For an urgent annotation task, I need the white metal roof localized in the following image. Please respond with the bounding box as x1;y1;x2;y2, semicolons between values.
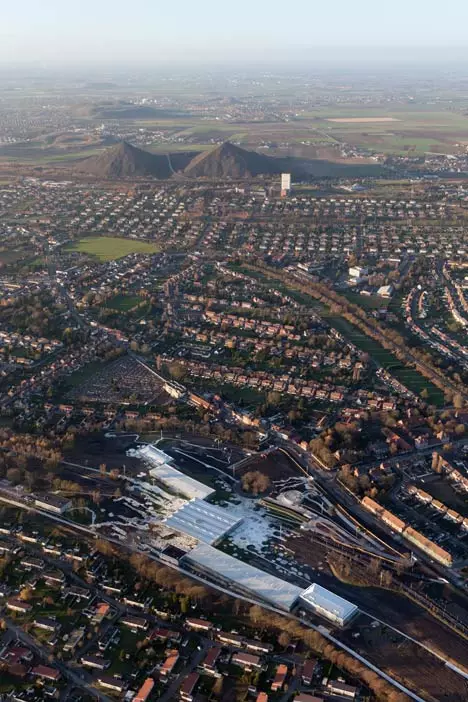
184;543;303;610
139;444;174;465
148;463;214;500
165;499;242;544
299;583;357;622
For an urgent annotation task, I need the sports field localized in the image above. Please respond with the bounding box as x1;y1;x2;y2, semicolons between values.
105;293;142;311
65;236;159;262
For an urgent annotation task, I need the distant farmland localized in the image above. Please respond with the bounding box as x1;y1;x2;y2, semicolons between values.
65;236;159;262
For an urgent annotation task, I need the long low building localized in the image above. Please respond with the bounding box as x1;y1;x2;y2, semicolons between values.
139;449;215;499
164;499;242;545
34;494;72;514
182;543;304;611
138;445;214;500
404;526;452;567
298;584;358;627
139;444;174;465
181;543;357;624
361;496;453;566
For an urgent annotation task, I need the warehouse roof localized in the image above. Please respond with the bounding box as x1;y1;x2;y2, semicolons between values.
183;543;303;610
139;444;174;465
148;463;214;500
299;583;357;623
165;499;242;544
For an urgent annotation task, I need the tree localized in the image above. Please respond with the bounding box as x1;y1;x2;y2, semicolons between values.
249;605;264;624
266;391;281;406
19;586;33;602
168;362;187;382
212;677;224;699
6;468;21;485
241;471;271;496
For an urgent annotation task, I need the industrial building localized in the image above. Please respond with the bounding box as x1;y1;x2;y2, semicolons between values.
377;284;394;298
138;443;215;499
182;543;304;611
148;462;214;499
349;266;368;282
182;544;358;625
34;494;71;514
298;584;358;627
164;498;242;545
139;444;174;465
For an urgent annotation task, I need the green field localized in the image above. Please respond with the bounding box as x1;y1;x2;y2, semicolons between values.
148;142;212;153
343;292;389;310
293;107;468;155
65;236;159;262
105;293;142;311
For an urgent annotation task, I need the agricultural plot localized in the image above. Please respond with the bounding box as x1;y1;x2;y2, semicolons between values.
288;107;468;155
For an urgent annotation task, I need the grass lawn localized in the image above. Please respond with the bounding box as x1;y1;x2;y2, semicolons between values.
61;359;107;391
149;142;212;152
343;291;388;310
105;293;142;311
65;236;160;262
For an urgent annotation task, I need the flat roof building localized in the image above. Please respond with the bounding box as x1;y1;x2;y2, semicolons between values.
299;583;358;627
182;543;303;611
148;463;214;500
139;444;174;465
377;285;394;298
34;494;71;514
165;499;242;545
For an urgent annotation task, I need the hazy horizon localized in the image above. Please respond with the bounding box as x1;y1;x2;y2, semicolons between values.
2;0;468;66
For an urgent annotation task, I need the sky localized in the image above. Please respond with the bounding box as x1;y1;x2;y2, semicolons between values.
1;0;468;65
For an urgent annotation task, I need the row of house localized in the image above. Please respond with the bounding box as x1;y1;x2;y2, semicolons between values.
361;496;453;567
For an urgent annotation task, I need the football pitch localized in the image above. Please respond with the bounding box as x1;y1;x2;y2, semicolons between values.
65;236;160;262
